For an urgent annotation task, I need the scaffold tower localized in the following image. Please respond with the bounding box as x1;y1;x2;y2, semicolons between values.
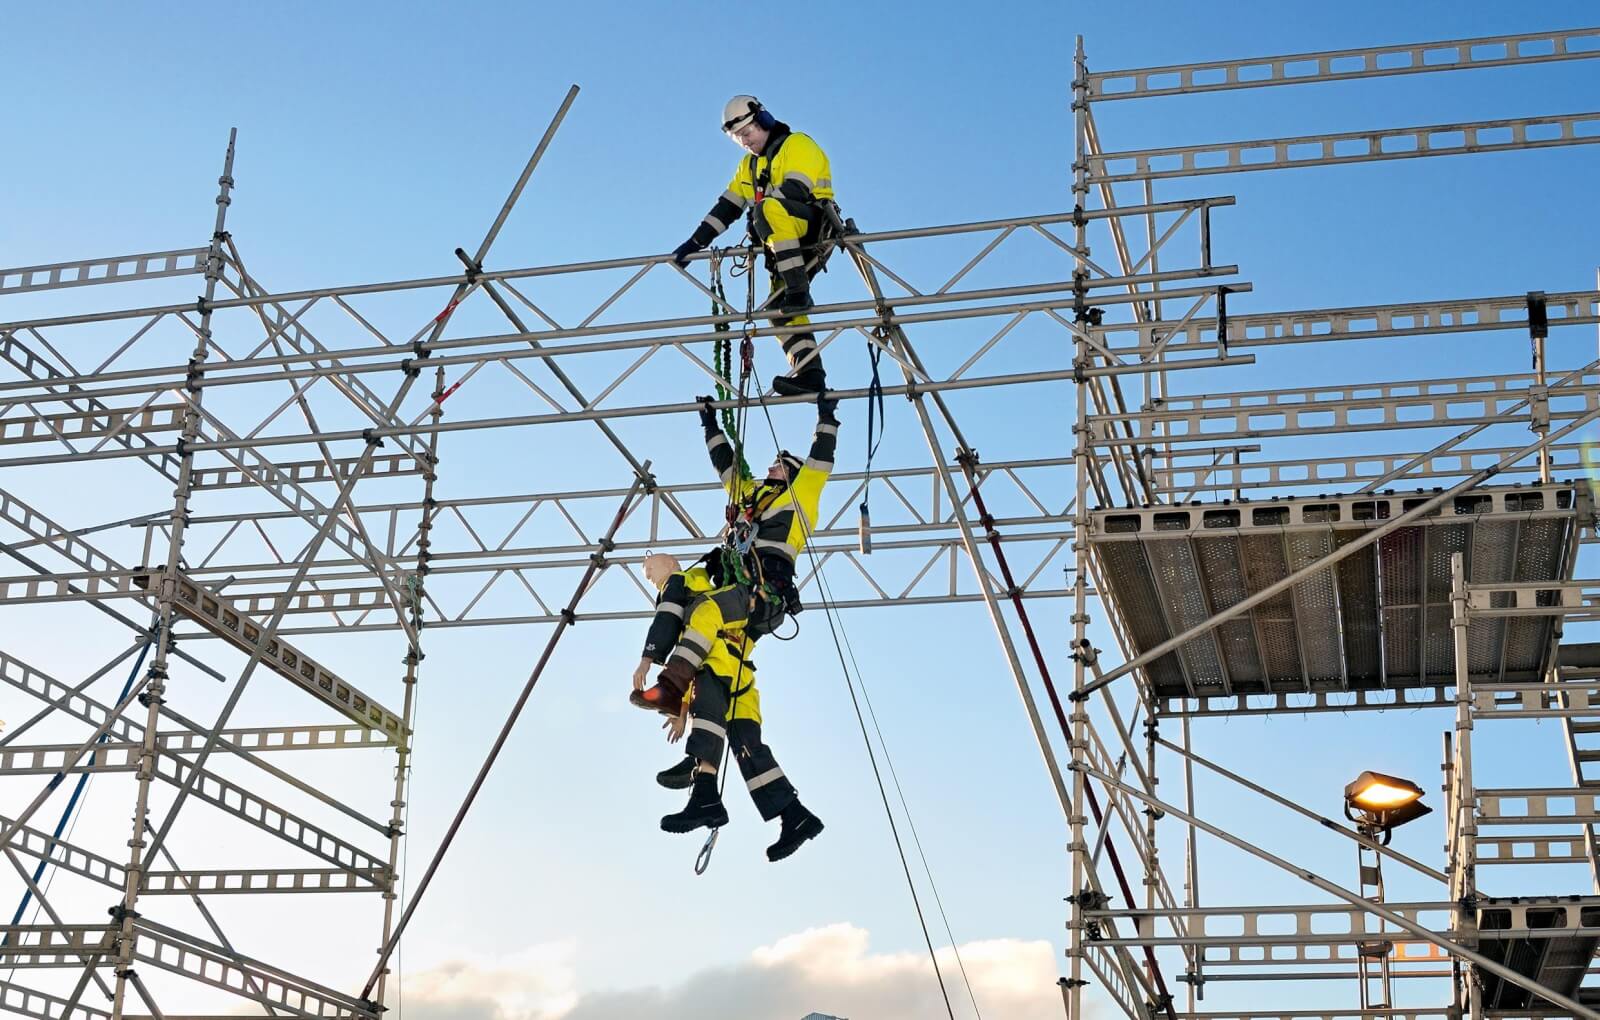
0;23;1598;1020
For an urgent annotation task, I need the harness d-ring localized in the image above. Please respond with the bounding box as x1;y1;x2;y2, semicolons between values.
694;826;721;875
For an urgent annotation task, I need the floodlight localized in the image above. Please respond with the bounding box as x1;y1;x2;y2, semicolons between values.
1346;772;1424;812
1343;770;1431;838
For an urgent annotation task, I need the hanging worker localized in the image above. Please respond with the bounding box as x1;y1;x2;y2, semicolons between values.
632;553;824;861
631;391;839;715
671;95;837;397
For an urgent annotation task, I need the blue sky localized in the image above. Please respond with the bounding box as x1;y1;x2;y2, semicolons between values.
3;3;1600;1019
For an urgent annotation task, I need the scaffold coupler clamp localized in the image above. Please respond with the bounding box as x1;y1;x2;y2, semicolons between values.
454;247;484;284
1071;639;1098;668
954;446;980;474
589;537;615;569
1058;976;1089;991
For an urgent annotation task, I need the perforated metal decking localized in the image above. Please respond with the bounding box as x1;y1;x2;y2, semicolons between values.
1476;897;1600;1012
1089;484;1580;713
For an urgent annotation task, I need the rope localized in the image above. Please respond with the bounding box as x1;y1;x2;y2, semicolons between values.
859;328;887;551
708;250;752;484
705;223;973;1013
748;393;967;1020
694;242;764;874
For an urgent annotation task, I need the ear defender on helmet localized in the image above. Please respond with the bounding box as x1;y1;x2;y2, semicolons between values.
722;95;774;135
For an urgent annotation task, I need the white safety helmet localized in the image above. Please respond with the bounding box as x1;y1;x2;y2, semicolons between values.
722;94;767;135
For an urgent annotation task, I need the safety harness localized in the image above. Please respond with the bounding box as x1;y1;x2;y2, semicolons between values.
743;131;843;288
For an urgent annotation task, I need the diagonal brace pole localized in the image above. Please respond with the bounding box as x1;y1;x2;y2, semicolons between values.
358;470;648;1002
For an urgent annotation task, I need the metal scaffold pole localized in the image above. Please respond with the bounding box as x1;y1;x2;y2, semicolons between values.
108;128;236;1020
1067;34;1092;1020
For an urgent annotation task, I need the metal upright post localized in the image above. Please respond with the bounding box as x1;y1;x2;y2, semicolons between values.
1180;714;1199;1010
1068;34;1093;1020
107;128;236;1020
1449;551;1481;1020
371;363;445;1010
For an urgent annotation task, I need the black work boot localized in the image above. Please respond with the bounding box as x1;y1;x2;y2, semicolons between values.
766;801;824;861
777;266;813;316
771;365;827;397
661;771;729;833
656;755;696;790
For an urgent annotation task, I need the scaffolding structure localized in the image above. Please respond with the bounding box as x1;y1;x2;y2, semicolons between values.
0;23;1598;1020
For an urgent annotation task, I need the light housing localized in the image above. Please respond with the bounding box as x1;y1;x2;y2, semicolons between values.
1344;770;1432;834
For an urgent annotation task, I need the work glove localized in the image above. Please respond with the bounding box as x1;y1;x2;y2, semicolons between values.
816;392;840;426
671;239;702;268
697;395;719;430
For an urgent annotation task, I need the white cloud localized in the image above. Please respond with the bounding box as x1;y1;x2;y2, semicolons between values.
391;923;1062;1020
388;941;579;1020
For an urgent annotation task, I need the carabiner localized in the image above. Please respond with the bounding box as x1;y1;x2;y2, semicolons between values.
694;826;721;875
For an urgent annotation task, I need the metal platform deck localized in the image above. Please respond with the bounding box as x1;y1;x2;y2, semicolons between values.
1088;484;1581;709
1477;896;1600;1011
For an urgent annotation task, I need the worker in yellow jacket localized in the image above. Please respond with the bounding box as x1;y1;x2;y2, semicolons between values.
632;553;823;861
631;392;838;717
672;95;837;396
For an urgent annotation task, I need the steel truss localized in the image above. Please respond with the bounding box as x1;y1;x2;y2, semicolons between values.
1;21;1597;1020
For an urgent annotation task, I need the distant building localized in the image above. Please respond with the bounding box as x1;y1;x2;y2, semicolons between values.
801;1014;847;1020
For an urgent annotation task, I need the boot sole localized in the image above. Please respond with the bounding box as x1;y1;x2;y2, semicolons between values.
771;380;826;397
628;691;679;715
661;807;729;834
767;817;825;862
656;771;695;790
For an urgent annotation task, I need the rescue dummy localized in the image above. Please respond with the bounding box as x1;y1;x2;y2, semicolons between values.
634;553;823;861
671;95;838;396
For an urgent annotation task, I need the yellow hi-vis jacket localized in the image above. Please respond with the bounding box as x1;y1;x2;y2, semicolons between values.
690;125;835;249
704;416;837;567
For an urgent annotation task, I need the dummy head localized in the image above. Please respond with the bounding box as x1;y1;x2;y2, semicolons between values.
642;552;682;591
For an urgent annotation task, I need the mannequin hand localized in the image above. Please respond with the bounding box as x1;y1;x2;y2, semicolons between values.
663;706;689;743
632;657;652;691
